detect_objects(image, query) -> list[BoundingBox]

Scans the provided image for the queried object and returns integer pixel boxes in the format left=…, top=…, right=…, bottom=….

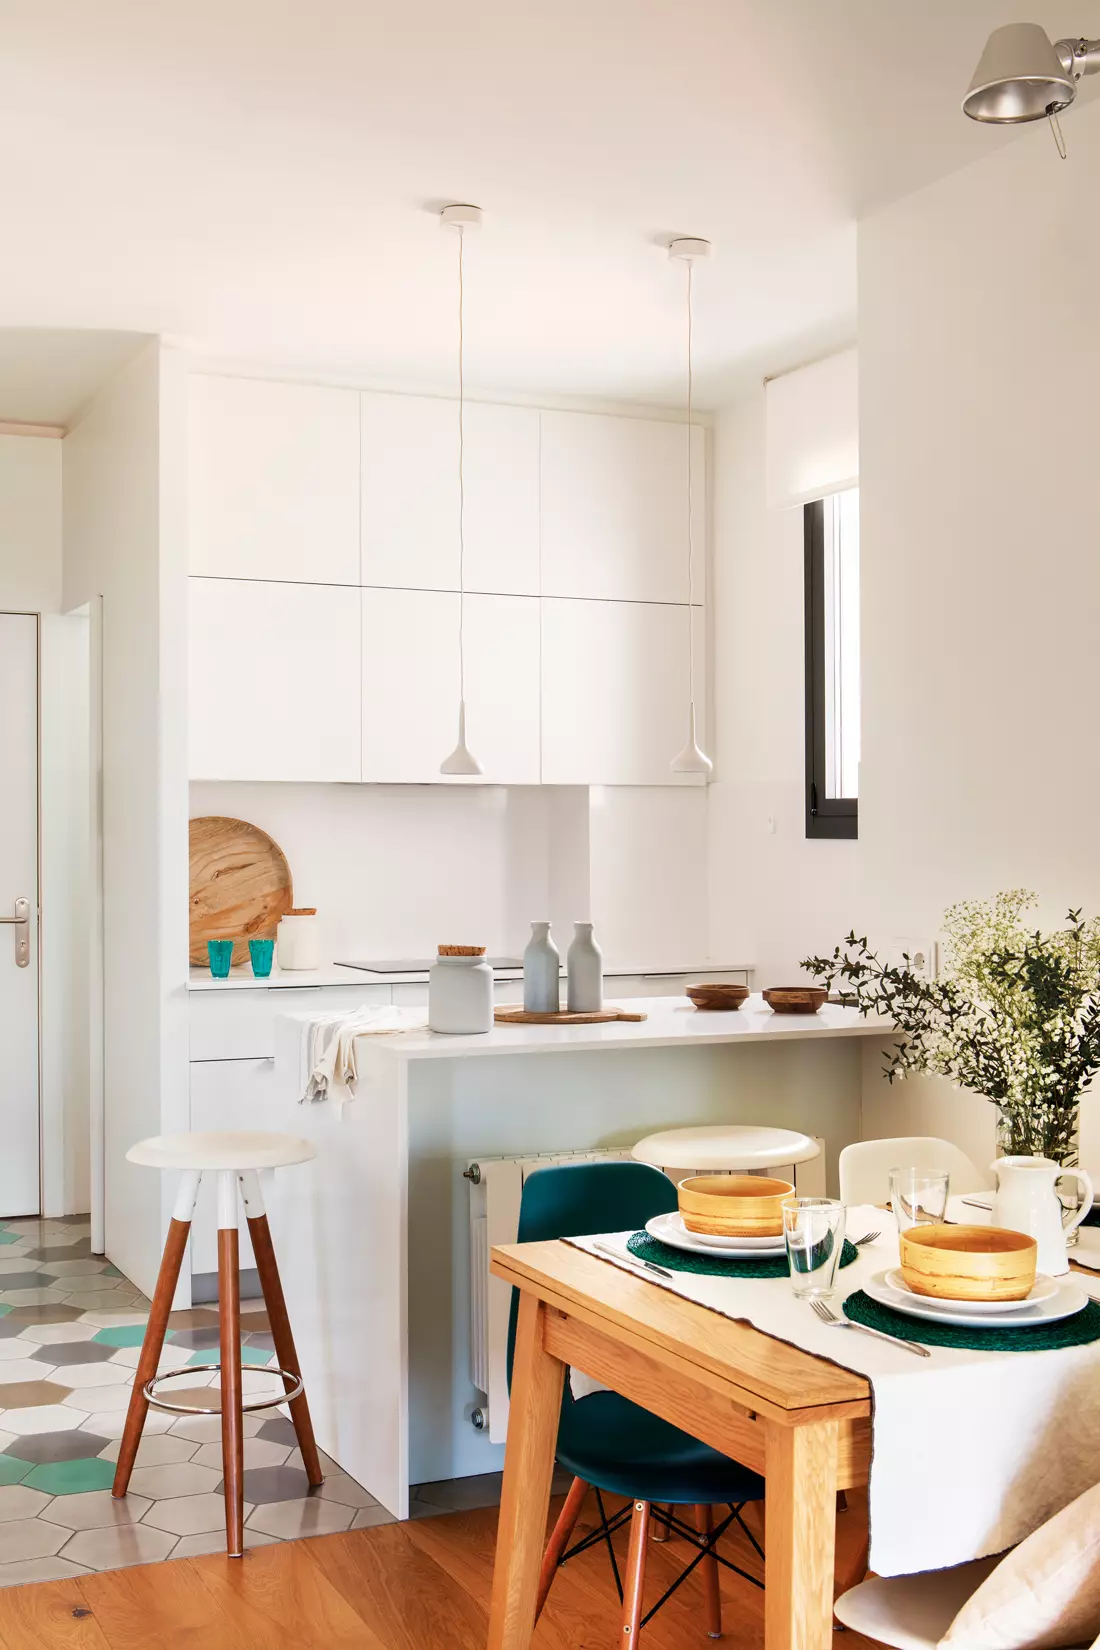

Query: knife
left=593, top=1239, right=674, bottom=1280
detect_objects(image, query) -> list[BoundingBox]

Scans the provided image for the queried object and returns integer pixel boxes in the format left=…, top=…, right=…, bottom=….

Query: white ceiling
left=0, top=0, right=1095, bottom=411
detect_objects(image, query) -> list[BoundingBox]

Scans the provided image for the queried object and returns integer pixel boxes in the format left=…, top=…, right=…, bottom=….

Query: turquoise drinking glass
left=207, top=939, right=234, bottom=978
left=249, top=938, right=275, bottom=978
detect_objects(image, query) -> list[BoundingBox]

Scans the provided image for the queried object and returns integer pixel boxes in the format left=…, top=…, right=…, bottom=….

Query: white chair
left=111, top=1131, right=321, bottom=1557
left=834, top=1557, right=1001, bottom=1647
left=838, top=1136, right=986, bottom=1205
left=632, top=1124, right=824, bottom=1194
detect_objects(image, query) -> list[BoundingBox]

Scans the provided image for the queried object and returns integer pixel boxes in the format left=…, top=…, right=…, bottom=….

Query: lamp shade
left=963, top=23, right=1075, bottom=123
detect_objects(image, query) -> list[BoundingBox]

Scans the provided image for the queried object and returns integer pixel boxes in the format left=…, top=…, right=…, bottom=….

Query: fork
left=853, top=1229, right=881, bottom=1246
left=809, top=1296, right=931, bottom=1358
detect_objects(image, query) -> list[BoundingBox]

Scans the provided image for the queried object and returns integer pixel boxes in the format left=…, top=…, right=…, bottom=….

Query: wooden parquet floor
left=0, top=1490, right=881, bottom=1649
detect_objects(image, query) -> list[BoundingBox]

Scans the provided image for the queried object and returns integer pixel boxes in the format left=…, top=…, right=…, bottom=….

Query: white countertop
left=187, top=961, right=754, bottom=993
left=361, top=995, right=889, bottom=1061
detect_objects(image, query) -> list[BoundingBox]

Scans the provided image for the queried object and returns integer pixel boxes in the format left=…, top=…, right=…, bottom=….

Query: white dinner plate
left=864, top=1270, right=1088, bottom=1330
left=645, top=1212, right=785, bottom=1258
left=883, top=1268, right=1058, bottom=1315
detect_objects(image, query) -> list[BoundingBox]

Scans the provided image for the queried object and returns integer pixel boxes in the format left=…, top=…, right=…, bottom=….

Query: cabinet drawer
left=190, top=985, right=392, bottom=1061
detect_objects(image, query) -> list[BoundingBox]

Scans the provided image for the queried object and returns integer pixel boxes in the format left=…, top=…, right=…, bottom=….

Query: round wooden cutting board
left=189, top=816, right=294, bottom=968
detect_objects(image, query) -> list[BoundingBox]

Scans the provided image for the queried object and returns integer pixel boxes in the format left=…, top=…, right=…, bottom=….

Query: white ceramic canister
left=276, top=908, right=320, bottom=971
left=429, top=946, right=493, bottom=1034
left=567, top=921, right=603, bottom=1013
left=523, top=921, right=560, bottom=1014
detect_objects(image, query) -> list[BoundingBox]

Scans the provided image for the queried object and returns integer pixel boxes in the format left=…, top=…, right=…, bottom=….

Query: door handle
left=0, top=899, right=30, bottom=967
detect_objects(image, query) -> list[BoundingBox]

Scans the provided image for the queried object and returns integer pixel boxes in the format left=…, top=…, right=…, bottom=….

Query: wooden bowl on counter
left=678, top=1175, right=794, bottom=1238
left=899, top=1224, right=1038, bottom=1302
left=762, top=986, right=828, bottom=1015
left=686, top=983, right=751, bottom=1012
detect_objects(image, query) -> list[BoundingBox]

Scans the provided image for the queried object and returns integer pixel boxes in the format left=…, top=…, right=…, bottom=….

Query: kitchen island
left=265, top=995, right=890, bottom=1517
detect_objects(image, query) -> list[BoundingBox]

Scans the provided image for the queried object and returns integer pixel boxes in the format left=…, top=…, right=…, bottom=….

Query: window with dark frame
left=804, top=489, right=860, bottom=840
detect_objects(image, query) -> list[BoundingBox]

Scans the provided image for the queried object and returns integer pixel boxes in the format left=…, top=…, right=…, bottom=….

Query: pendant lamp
left=440, top=203, right=483, bottom=776
left=669, top=237, right=713, bottom=777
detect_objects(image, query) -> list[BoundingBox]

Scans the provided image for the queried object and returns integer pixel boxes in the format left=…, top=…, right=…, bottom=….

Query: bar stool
left=631, top=1124, right=825, bottom=1194
left=111, top=1131, right=321, bottom=1557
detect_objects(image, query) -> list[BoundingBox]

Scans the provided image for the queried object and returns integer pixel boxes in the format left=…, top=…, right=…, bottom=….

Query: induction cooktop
left=336, top=957, right=523, bottom=974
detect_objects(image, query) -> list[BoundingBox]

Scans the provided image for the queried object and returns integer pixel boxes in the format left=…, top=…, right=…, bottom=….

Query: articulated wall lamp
left=963, top=23, right=1100, bottom=155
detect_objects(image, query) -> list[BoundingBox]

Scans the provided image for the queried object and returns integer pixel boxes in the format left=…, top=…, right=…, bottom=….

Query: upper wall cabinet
left=361, top=395, right=539, bottom=596
left=541, top=597, right=706, bottom=786
left=189, top=578, right=361, bottom=782
left=540, top=412, right=706, bottom=605
left=189, top=375, right=360, bottom=585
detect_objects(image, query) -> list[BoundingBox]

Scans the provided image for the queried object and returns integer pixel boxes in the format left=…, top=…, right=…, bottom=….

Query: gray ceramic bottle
left=567, top=921, right=603, bottom=1013
left=523, top=921, right=560, bottom=1013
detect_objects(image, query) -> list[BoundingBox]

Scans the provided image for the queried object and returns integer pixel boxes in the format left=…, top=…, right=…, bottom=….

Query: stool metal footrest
left=144, top=1362, right=305, bottom=1416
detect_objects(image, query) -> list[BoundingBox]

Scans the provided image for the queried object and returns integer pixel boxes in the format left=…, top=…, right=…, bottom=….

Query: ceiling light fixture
left=439, top=203, right=483, bottom=777
left=963, top=23, right=1100, bottom=156
left=669, top=236, right=713, bottom=778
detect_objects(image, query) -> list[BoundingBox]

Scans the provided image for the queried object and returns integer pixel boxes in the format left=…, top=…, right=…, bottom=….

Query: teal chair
left=508, top=1161, right=765, bottom=1641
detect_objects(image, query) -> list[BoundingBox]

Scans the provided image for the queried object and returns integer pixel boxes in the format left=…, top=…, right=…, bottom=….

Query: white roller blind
left=766, top=348, right=858, bottom=510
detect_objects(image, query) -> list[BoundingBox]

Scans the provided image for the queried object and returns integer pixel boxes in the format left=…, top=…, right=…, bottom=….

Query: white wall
left=706, top=391, right=863, bottom=985
left=855, top=100, right=1100, bottom=1168
left=64, top=344, right=190, bottom=1292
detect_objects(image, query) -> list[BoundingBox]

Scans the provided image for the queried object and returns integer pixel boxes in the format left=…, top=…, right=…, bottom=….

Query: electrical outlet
left=890, top=937, right=938, bottom=980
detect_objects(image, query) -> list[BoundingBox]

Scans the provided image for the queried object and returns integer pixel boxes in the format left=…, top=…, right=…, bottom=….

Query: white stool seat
left=632, top=1125, right=820, bottom=1173
left=833, top=1557, right=1000, bottom=1649
left=126, top=1131, right=316, bottom=1172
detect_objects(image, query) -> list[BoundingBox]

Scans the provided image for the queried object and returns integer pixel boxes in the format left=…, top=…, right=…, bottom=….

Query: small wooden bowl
left=686, top=983, right=751, bottom=1012
left=678, top=1175, right=794, bottom=1238
left=762, top=986, right=828, bottom=1015
left=899, top=1224, right=1038, bottom=1302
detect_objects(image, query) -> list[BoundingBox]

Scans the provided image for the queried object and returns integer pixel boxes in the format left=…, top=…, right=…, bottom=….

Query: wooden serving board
left=189, top=816, right=294, bottom=968
left=494, top=1006, right=648, bottom=1025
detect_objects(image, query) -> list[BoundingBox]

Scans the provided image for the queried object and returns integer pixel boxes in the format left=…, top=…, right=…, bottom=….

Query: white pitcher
left=990, top=1156, right=1094, bottom=1276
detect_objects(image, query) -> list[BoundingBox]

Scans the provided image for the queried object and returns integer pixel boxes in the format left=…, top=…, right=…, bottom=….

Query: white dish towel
left=298, top=1005, right=428, bottom=1108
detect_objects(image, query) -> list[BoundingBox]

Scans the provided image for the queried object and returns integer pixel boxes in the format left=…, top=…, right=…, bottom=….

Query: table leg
left=487, top=1293, right=566, bottom=1650
left=764, top=1418, right=840, bottom=1650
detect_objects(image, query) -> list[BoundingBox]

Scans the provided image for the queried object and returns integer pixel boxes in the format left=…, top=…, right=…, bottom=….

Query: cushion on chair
left=556, top=1389, right=765, bottom=1506
left=940, top=1477, right=1100, bottom=1648
left=834, top=1560, right=1001, bottom=1650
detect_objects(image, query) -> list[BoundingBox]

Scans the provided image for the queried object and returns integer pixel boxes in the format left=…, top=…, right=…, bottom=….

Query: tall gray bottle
left=567, top=921, right=603, bottom=1013
left=523, top=921, right=560, bottom=1013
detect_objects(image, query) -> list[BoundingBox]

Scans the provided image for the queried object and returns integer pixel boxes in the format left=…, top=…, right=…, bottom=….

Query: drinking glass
left=249, top=938, right=275, bottom=978
left=207, top=939, right=234, bottom=978
left=889, top=1168, right=950, bottom=1232
left=783, top=1197, right=847, bottom=1298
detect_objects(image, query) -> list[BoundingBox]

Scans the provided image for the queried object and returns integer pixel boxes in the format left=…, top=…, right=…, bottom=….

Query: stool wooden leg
left=218, top=1173, right=245, bottom=1557
left=536, top=1475, right=587, bottom=1624
left=695, top=1504, right=722, bottom=1639
left=113, top=1171, right=200, bottom=1499
left=240, top=1170, right=323, bottom=1487
left=621, top=1500, right=650, bottom=1642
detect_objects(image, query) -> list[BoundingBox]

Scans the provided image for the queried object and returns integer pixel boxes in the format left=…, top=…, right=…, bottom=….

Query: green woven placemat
left=843, top=1290, right=1100, bottom=1352
left=626, top=1232, right=859, bottom=1279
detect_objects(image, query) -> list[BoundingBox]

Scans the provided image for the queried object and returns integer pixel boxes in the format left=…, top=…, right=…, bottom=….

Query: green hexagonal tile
left=0, top=1455, right=34, bottom=1485
left=92, top=1324, right=152, bottom=1348
left=0, top=1234, right=20, bottom=1247
left=24, top=1456, right=117, bottom=1494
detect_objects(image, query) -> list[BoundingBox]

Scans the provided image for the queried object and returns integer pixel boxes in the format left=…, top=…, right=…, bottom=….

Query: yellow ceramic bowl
left=677, top=1175, right=795, bottom=1238
left=899, top=1223, right=1038, bottom=1302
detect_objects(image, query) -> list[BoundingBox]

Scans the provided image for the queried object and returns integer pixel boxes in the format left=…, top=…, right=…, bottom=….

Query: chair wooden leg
left=535, top=1475, right=587, bottom=1623
left=651, top=1503, right=672, bottom=1542
left=621, top=1500, right=650, bottom=1642
left=113, top=1173, right=200, bottom=1499
left=218, top=1224, right=245, bottom=1557
left=242, top=1173, right=323, bottom=1487
left=695, top=1504, right=722, bottom=1640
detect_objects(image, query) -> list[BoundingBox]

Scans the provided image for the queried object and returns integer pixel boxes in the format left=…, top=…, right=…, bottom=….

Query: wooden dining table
left=486, top=1238, right=873, bottom=1650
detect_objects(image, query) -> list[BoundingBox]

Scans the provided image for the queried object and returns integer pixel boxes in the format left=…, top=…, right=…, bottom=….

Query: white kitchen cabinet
left=540, top=411, right=706, bottom=604
left=189, top=577, right=361, bottom=782
left=361, top=588, right=540, bottom=783
left=361, top=395, right=539, bottom=596
left=541, top=598, right=706, bottom=785
left=188, top=375, right=361, bottom=585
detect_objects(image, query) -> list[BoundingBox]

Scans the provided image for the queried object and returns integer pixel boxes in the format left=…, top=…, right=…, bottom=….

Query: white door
left=0, top=614, right=39, bottom=1215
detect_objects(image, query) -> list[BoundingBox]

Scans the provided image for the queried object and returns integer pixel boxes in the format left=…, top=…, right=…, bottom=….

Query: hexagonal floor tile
left=141, top=1492, right=244, bottom=1538
left=0, top=1275, right=57, bottom=1292
left=46, top=1260, right=109, bottom=1279
left=191, top=1438, right=290, bottom=1473
left=223, top=1465, right=310, bottom=1505
left=127, top=1461, right=221, bottom=1500
left=1, top=1405, right=85, bottom=1437
left=60, top=1364, right=136, bottom=1392
left=91, top=1325, right=150, bottom=1349
left=0, top=1485, right=52, bottom=1521
left=0, top=1261, right=45, bottom=1277
left=77, top=1409, right=174, bottom=1442
left=6, top=1306, right=81, bottom=1326
left=59, top=1524, right=174, bottom=1570
left=61, top=1383, right=134, bottom=1413
left=43, top=1489, right=151, bottom=1531
left=169, top=1528, right=278, bottom=1559
left=0, top=1361, right=60, bottom=1386
left=237, top=1308, right=271, bottom=1332
left=166, top=1413, right=262, bottom=1445
left=30, top=1323, right=101, bottom=1345
left=0, top=1459, right=32, bottom=1487
left=0, top=1322, right=29, bottom=1341
left=165, top=1310, right=220, bottom=1332
left=0, top=1291, right=69, bottom=1308
left=24, top=1458, right=116, bottom=1495
left=3, top=1431, right=112, bottom=1465
left=255, top=1417, right=297, bottom=1448
left=0, top=1555, right=92, bottom=1587
left=311, top=1473, right=378, bottom=1510
left=0, top=1339, right=49, bottom=1363
left=62, top=1293, right=138, bottom=1314
left=96, top=1434, right=197, bottom=1469
left=169, top=1327, right=221, bottom=1351
left=42, top=1342, right=116, bottom=1368
left=0, top=1518, right=72, bottom=1562
left=0, top=1380, right=70, bottom=1409
left=79, top=1313, right=149, bottom=1330
left=246, top=1496, right=354, bottom=1539
left=350, top=1505, right=397, bottom=1531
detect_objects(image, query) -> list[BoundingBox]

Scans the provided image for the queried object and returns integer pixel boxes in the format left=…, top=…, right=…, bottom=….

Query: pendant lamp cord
left=685, top=256, right=695, bottom=704
left=457, top=223, right=467, bottom=706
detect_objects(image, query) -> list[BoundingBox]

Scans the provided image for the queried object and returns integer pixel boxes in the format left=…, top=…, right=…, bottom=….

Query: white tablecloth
left=568, top=1207, right=1100, bottom=1576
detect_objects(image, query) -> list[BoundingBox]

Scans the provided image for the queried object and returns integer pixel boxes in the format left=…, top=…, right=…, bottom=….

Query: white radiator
left=466, top=1140, right=827, bottom=1444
